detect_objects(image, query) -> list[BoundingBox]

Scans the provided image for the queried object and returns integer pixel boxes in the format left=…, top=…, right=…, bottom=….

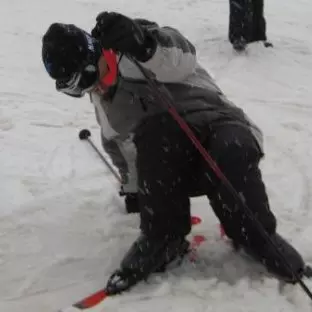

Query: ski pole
left=132, top=59, right=312, bottom=301
left=78, top=129, right=146, bottom=197
left=79, top=129, right=122, bottom=183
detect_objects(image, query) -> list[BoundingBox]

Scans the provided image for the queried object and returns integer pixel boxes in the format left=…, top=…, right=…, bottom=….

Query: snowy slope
left=1, top=0, right=312, bottom=311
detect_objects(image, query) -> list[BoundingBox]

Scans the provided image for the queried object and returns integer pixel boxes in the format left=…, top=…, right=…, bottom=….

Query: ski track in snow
left=1, top=0, right=312, bottom=311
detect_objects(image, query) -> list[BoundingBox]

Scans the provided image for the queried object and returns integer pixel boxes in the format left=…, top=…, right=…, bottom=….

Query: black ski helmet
left=42, top=23, right=102, bottom=96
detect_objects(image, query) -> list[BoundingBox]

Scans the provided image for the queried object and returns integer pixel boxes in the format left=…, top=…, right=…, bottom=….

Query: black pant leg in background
left=228, top=0, right=252, bottom=43
left=201, top=125, right=276, bottom=249
left=250, top=0, right=267, bottom=42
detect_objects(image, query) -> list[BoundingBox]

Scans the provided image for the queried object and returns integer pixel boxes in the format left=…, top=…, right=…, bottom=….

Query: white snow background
left=1, top=0, right=312, bottom=311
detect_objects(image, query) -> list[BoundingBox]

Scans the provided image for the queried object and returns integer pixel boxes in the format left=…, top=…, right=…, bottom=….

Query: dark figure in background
left=229, top=0, right=273, bottom=51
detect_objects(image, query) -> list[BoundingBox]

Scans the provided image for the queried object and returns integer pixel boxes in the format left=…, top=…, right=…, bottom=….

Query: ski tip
left=59, top=289, right=108, bottom=312
left=191, top=216, right=202, bottom=226
left=219, top=224, right=226, bottom=238
left=193, top=235, right=206, bottom=244
left=74, top=289, right=108, bottom=309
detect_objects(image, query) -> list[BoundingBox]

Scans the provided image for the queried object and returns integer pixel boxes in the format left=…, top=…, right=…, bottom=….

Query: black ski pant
left=135, top=116, right=304, bottom=281
left=134, top=116, right=276, bottom=250
left=200, top=125, right=276, bottom=249
left=229, top=0, right=267, bottom=44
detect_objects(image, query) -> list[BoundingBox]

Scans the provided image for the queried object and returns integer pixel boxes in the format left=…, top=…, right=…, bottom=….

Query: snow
left=1, top=0, right=312, bottom=311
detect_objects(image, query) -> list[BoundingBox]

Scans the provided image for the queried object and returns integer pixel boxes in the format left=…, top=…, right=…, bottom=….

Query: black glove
left=124, top=193, right=140, bottom=214
left=91, top=12, right=156, bottom=61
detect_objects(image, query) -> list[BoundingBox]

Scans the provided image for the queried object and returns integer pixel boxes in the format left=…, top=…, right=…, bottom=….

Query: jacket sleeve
left=120, top=20, right=197, bottom=83
left=101, top=135, right=138, bottom=194
left=91, top=92, right=138, bottom=194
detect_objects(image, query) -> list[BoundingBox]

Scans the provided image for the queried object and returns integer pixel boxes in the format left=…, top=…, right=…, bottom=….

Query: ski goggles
left=56, top=63, right=98, bottom=97
left=56, top=49, right=118, bottom=98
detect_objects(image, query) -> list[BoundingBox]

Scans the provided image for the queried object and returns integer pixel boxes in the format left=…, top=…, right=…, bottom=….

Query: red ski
left=59, top=216, right=206, bottom=312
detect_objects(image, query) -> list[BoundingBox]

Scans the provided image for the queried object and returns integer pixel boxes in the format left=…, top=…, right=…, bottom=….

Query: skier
left=229, top=0, right=273, bottom=51
left=42, top=12, right=305, bottom=293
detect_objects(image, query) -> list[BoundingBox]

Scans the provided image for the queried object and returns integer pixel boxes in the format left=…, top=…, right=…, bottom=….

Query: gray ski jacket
left=90, top=19, right=263, bottom=194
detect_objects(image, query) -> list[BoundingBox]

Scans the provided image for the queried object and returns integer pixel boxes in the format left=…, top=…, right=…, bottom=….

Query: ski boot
left=232, top=38, right=247, bottom=52
left=106, top=233, right=189, bottom=294
left=241, top=233, right=306, bottom=283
